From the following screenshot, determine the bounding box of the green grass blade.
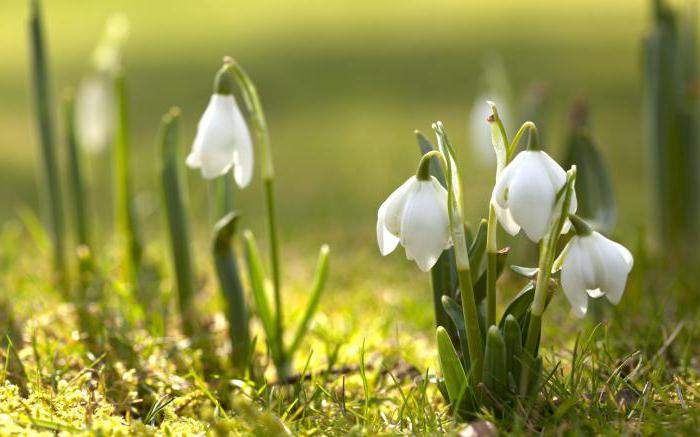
[63,90,91,252]
[288,244,330,357]
[213,213,251,373]
[113,70,142,288]
[159,108,197,336]
[28,0,67,293]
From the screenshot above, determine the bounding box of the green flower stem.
[508,121,536,160]
[29,0,67,293]
[208,176,234,223]
[114,69,142,289]
[63,91,92,254]
[224,57,284,367]
[63,89,94,308]
[213,213,251,373]
[159,108,197,336]
[429,129,483,384]
[486,206,498,328]
[520,167,577,393]
[485,103,511,328]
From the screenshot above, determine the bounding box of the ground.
[0,219,698,435]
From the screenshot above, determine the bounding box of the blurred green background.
[1,0,648,261]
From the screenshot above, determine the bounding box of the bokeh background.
[2,0,648,266]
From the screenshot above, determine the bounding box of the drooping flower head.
[556,215,633,317]
[186,58,254,187]
[490,128,577,242]
[377,153,452,272]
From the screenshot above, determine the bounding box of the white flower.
[186,94,254,187]
[75,74,114,153]
[377,176,452,272]
[490,150,577,241]
[557,231,633,317]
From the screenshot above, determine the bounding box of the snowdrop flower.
[556,215,633,317]
[377,156,452,272]
[186,59,254,187]
[490,131,577,241]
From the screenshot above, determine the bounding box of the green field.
[1,0,698,435]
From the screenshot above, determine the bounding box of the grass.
[0,214,698,435]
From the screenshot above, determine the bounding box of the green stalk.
[113,69,142,288]
[63,89,93,311]
[456,267,484,384]
[63,91,91,251]
[213,213,251,373]
[28,0,67,293]
[425,128,484,384]
[225,58,284,368]
[485,103,514,328]
[485,215,498,328]
[208,173,234,223]
[159,108,197,336]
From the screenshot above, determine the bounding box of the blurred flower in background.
[75,14,129,154]
[468,55,513,165]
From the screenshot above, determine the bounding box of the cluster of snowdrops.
[76,36,633,417]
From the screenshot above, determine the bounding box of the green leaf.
[160,109,197,336]
[431,250,459,339]
[288,244,330,356]
[436,327,469,412]
[562,109,616,233]
[499,282,536,330]
[213,213,250,372]
[467,219,488,280]
[441,296,469,370]
[242,230,277,355]
[503,315,523,386]
[483,326,507,402]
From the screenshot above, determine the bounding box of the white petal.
[399,179,451,272]
[490,152,523,235]
[491,151,524,208]
[186,94,217,170]
[591,232,633,305]
[376,201,399,256]
[560,239,589,317]
[493,204,520,236]
[538,150,567,189]
[383,177,416,235]
[507,152,556,241]
[189,95,252,181]
[230,103,254,188]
